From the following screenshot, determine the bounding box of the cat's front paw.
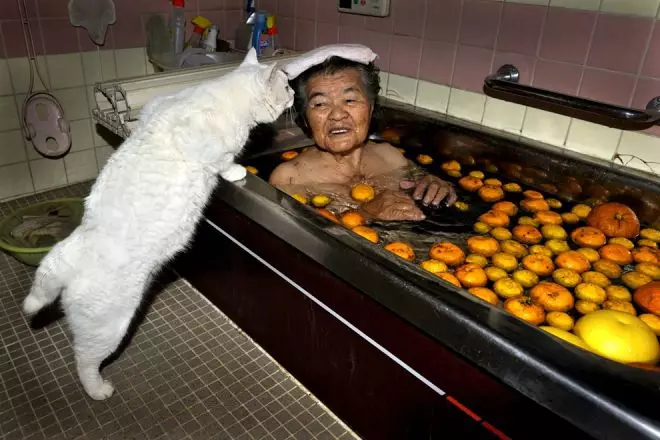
[221,164,247,182]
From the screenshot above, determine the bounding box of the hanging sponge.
[68,0,117,46]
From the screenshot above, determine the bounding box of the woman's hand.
[400,175,457,207]
[360,190,425,221]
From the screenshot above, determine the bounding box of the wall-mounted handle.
[484,65,660,131]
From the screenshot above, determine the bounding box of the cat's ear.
[260,62,278,82]
[241,48,259,67]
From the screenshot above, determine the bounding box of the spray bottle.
[170,0,186,54]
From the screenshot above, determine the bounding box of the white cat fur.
[22,49,294,400]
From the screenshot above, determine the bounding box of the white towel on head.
[283,44,378,80]
[68,0,116,46]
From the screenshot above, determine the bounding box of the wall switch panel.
[338,0,390,17]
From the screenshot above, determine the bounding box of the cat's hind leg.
[24,240,72,315]
[65,279,143,400]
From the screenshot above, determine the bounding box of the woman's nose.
[328,104,349,120]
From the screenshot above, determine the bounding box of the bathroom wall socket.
[338,0,390,17]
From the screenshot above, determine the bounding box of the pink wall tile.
[316,0,339,24]
[199,0,226,9]
[632,78,660,110]
[496,4,545,56]
[111,15,145,49]
[365,15,393,34]
[539,9,595,64]
[0,1,21,19]
[339,12,365,29]
[458,0,502,49]
[338,26,363,45]
[642,24,660,78]
[316,22,338,47]
[492,52,535,86]
[41,19,79,54]
[278,16,295,48]
[0,31,4,58]
[579,68,636,107]
[389,35,421,77]
[2,20,44,57]
[532,60,582,95]
[392,0,424,38]
[588,14,653,74]
[424,0,461,43]
[257,0,278,13]
[224,9,244,41]
[36,0,69,18]
[295,19,316,51]
[452,45,493,93]
[198,10,225,31]
[278,0,295,17]
[295,0,316,21]
[3,0,38,18]
[419,41,455,85]
[224,0,243,9]
[361,31,391,70]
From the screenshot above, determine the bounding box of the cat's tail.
[23,240,74,315]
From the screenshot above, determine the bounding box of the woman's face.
[304,68,372,155]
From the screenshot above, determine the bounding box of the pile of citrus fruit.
[282,148,660,367]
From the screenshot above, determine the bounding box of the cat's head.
[239,48,294,123]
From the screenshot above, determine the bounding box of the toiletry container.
[170,0,186,54]
[203,25,218,52]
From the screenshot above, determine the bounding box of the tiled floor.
[0,184,359,440]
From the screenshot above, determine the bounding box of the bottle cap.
[266,15,275,28]
[172,0,185,7]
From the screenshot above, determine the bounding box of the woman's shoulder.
[268,147,317,185]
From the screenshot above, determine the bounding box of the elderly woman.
[270,45,456,221]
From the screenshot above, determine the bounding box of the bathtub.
[175,100,660,440]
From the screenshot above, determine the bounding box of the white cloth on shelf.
[68,0,116,46]
[282,44,378,80]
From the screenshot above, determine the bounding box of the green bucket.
[0,198,85,266]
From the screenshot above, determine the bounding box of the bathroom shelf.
[484,64,660,131]
[92,51,299,139]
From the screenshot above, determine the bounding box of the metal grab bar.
[483,64,660,131]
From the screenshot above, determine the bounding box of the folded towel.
[282,44,378,80]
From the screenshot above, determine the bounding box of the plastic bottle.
[251,12,266,55]
[203,25,218,52]
[170,0,186,54]
[267,15,278,51]
[186,16,212,49]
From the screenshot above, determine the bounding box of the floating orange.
[530,282,575,312]
[535,210,563,225]
[281,150,299,160]
[351,183,376,202]
[429,242,466,267]
[459,176,484,192]
[522,254,555,276]
[317,208,339,223]
[586,202,640,239]
[493,201,518,216]
[467,236,500,257]
[341,210,366,229]
[521,198,550,213]
[385,242,415,262]
[598,243,633,266]
[571,227,607,249]
[555,251,591,274]
[437,272,462,288]
[632,247,660,265]
[478,185,505,203]
[523,190,544,200]
[479,210,510,228]
[351,225,379,244]
[467,287,499,305]
[513,225,543,245]
[504,297,546,326]
[455,263,489,288]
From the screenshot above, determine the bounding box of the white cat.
[22,48,294,400]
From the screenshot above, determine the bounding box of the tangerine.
[479,210,510,228]
[555,251,591,274]
[523,190,544,200]
[494,277,525,298]
[530,282,575,312]
[341,210,366,228]
[503,182,523,192]
[281,150,299,160]
[417,154,433,165]
[561,212,580,224]
[571,227,607,249]
[420,259,449,274]
[513,225,543,245]
[598,244,633,265]
[535,210,563,225]
[467,287,499,305]
[351,183,376,202]
[385,241,416,261]
[478,185,505,203]
[504,297,546,326]
[455,263,489,288]
[493,201,518,216]
[429,242,466,267]
[437,272,461,288]
[458,176,484,192]
[351,225,379,244]
[522,254,555,276]
[521,199,550,213]
[593,259,623,279]
[317,208,340,223]
[467,236,500,257]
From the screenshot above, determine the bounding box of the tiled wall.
[0,0,241,201]
[259,0,660,176]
